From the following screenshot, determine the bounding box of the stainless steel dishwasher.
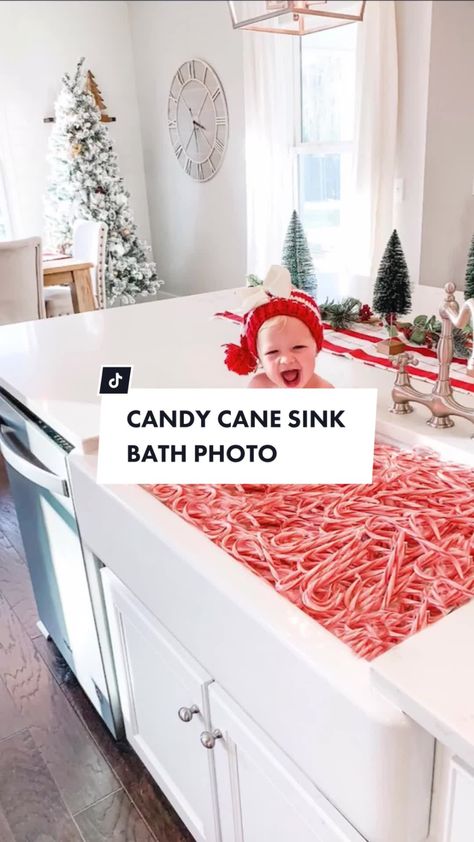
[0,387,123,738]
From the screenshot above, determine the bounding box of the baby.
[219,265,333,389]
[250,314,332,388]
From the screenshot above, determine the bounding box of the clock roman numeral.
[187,60,195,79]
[185,158,193,176]
[211,88,221,102]
[177,67,185,85]
[168,119,177,129]
[216,116,227,126]
[197,163,204,180]
[215,138,225,154]
[203,66,208,86]
[174,142,184,159]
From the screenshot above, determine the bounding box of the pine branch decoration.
[452,327,472,358]
[246,273,262,287]
[320,297,361,330]
[398,313,472,358]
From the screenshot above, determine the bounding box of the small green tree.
[464,234,474,300]
[281,210,317,298]
[373,230,411,320]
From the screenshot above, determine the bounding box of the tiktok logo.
[99,366,132,395]
[109,372,122,389]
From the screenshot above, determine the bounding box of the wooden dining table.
[43,258,96,314]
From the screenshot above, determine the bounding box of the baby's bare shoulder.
[248,373,273,388]
[312,374,335,388]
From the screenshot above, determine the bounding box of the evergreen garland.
[373,230,411,318]
[398,314,472,359]
[281,210,317,298]
[45,58,162,305]
[452,327,472,359]
[319,297,366,330]
[246,274,262,287]
[464,234,474,300]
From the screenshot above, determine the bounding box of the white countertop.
[1,285,472,783]
[0,287,474,459]
[371,601,474,769]
[9,286,470,766]
[0,290,243,451]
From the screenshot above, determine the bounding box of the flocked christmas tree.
[45,58,162,305]
[464,234,474,300]
[373,229,411,320]
[281,210,317,298]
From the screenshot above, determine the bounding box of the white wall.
[128,0,247,295]
[394,0,432,287]
[395,0,474,291]
[3,0,468,299]
[419,0,474,289]
[0,1,151,245]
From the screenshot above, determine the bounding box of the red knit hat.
[216,266,323,375]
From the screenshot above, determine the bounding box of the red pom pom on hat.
[223,337,257,375]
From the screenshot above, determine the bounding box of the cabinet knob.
[178,704,200,723]
[200,729,223,749]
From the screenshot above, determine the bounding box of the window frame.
[292,30,357,272]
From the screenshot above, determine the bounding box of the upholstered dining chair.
[0,237,45,325]
[44,220,108,317]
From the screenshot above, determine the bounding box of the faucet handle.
[392,352,418,372]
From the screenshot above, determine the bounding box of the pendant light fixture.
[228,1,366,36]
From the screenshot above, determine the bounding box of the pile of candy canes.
[144,442,474,660]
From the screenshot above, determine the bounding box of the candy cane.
[144,442,474,660]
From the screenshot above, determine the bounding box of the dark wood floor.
[0,458,195,842]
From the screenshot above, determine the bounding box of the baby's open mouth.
[281,369,301,387]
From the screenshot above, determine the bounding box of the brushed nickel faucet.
[391,283,474,431]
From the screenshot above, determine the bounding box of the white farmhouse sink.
[69,434,442,842]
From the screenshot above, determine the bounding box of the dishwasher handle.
[0,425,69,497]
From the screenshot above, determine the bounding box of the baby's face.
[257,316,317,388]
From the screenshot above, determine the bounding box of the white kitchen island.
[0,289,473,841]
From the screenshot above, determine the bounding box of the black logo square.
[99,366,132,395]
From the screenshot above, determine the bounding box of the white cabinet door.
[102,569,220,842]
[208,684,364,842]
[429,743,474,842]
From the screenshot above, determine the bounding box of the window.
[295,25,357,273]
[0,165,11,241]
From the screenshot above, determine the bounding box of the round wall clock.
[168,59,229,182]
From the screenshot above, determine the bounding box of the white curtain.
[346,0,398,279]
[0,110,17,239]
[243,31,295,278]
